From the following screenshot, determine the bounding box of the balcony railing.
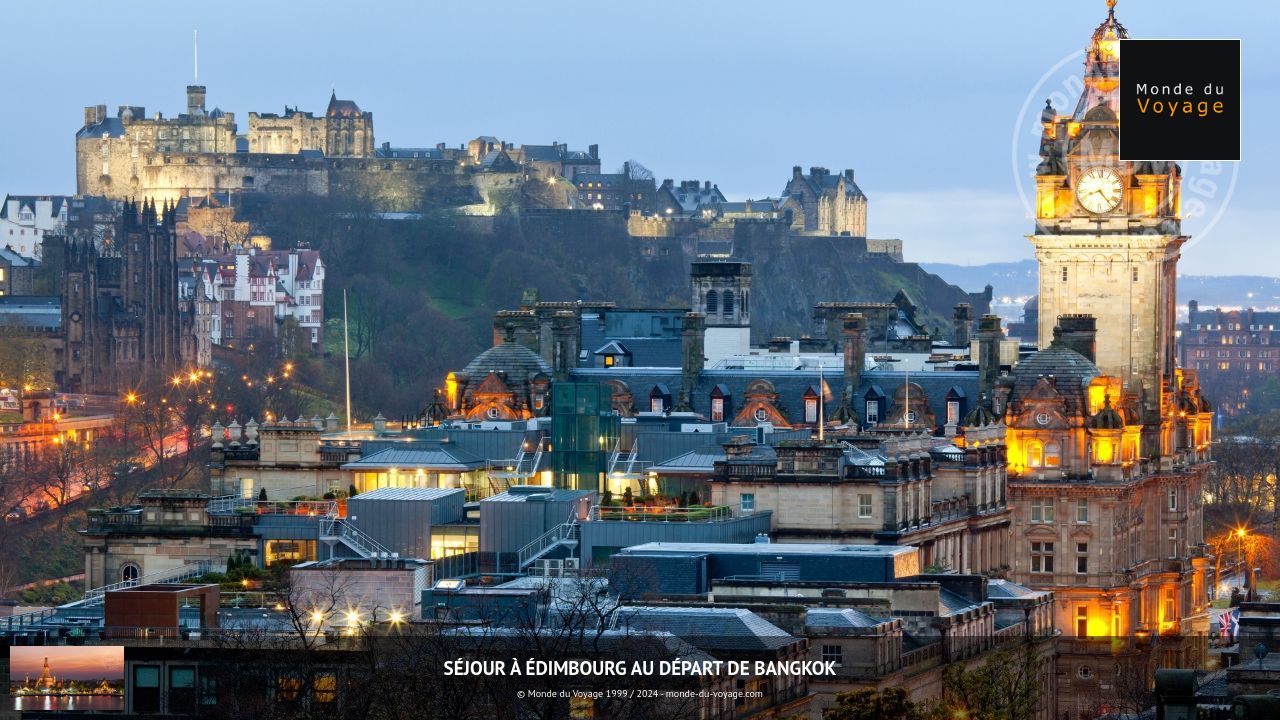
[590,504,737,523]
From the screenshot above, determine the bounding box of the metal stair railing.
[71,559,223,609]
[517,507,580,569]
[206,494,256,514]
[320,516,394,559]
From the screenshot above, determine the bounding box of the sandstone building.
[1007,5,1215,716]
[52,200,209,393]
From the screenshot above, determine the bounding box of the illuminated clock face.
[1076,167,1124,214]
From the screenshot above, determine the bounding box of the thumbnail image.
[8,646,124,713]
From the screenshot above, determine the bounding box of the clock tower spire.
[1029,1,1184,446]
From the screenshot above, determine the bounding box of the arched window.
[121,563,140,583]
[705,290,718,314]
[722,290,735,314]
[1027,441,1044,468]
[1045,443,1062,467]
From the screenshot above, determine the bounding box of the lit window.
[1027,441,1044,467]
[1076,606,1089,637]
[946,400,960,425]
[1045,443,1062,467]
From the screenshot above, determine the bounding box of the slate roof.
[375,147,444,159]
[649,447,726,473]
[461,342,554,402]
[520,145,564,163]
[342,444,485,471]
[569,366,979,433]
[76,117,126,139]
[985,579,1046,600]
[0,248,36,267]
[615,606,799,652]
[804,607,885,629]
[939,588,984,615]
[326,92,362,117]
[1006,342,1100,417]
[1,195,69,219]
[0,295,60,330]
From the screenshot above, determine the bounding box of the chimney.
[1188,299,1198,315]
[976,315,1003,406]
[1055,314,1097,363]
[83,106,98,127]
[588,144,598,160]
[844,169,854,182]
[809,166,824,180]
[551,310,579,382]
[841,313,867,402]
[372,412,387,434]
[676,312,705,411]
[623,161,631,178]
[96,105,107,124]
[952,303,973,346]
[767,337,792,353]
[704,180,711,191]
[793,166,803,179]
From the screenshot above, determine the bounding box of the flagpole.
[343,289,352,434]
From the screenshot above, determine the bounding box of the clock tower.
[1030,0,1183,435]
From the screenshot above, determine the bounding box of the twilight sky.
[0,0,1274,275]
[9,646,124,682]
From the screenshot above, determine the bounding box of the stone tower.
[1028,2,1182,428]
[690,260,751,367]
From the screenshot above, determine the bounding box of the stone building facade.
[54,200,205,393]
[780,166,867,236]
[1007,6,1217,716]
[1179,301,1280,418]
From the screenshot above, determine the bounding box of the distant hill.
[923,259,1280,309]
[241,195,985,416]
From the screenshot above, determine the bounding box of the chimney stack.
[676,312,705,412]
[841,313,867,405]
[551,310,580,382]
[1055,314,1097,363]
[976,314,1003,407]
[952,303,973,346]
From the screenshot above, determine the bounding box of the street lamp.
[1237,527,1250,601]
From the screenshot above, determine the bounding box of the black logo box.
[1119,39,1240,162]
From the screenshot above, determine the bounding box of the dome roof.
[462,341,553,389]
[1007,343,1101,418]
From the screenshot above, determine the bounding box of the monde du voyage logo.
[1119,39,1241,161]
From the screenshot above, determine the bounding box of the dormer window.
[865,399,880,425]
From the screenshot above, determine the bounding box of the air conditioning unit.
[563,558,580,571]
[535,559,564,577]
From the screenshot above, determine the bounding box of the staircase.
[3,560,224,630]
[517,508,581,571]
[319,514,394,560]
[488,438,548,496]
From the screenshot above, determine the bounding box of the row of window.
[1194,361,1275,371]
[1190,349,1274,358]
[740,492,875,518]
[1030,490,1180,524]
[1059,267,1141,282]
[1029,541,1091,573]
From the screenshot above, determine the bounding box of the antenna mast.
[193,30,199,83]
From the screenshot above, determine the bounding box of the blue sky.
[0,0,1273,274]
